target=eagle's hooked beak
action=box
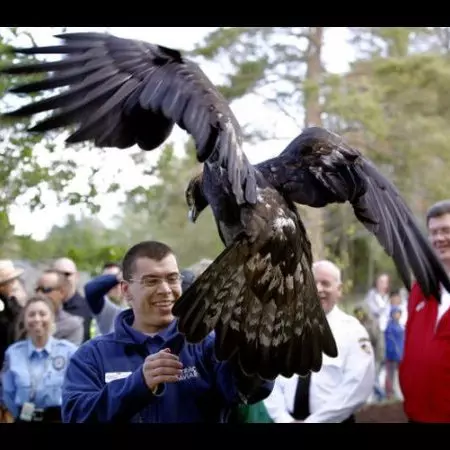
[188,206,198,223]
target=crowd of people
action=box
[0,198,449,423]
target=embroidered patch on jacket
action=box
[416,300,425,312]
[178,366,199,381]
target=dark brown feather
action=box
[0,32,256,206]
[174,185,337,380]
[257,126,450,299]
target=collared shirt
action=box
[437,287,450,325]
[365,289,390,331]
[264,306,376,423]
[1,336,78,418]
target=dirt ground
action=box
[355,401,407,423]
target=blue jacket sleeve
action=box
[84,274,119,315]
[61,344,157,423]
[202,334,274,406]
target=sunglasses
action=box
[35,286,58,294]
[56,271,74,277]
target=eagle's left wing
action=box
[0,32,256,206]
[257,126,450,301]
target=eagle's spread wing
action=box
[0,32,256,205]
[173,193,338,380]
[257,126,450,300]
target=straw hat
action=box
[0,260,24,285]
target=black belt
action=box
[17,406,61,423]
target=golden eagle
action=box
[1,33,448,380]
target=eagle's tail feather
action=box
[173,241,241,343]
[173,238,338,380]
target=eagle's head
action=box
[185,172,208,223]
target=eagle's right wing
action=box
[257,126,450,300]
[1,32,256,206]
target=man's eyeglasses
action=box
[35,286,58,294]
[129,274,183,288]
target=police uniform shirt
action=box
[1,336,78,419]
[264,305,376,423]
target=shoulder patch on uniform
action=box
[359,338,372,355]
[52,355,66,371]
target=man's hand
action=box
[142,348,183,392]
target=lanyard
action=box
[27,349,51,402]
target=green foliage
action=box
[0,27,110,250]
[15,214,127,275]
[119,141,223,268]
[192,26,450,292]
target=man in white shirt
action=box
[264,260,376,423]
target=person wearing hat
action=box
[0,260,26,423]
[0,260,26,369]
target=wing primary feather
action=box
[259,127,450,301]
[2,32,257,206]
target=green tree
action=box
[192,27,331,260]
[192,27,450,292]
[322,27,450,289]
[0,27,102,249]
[116,141,223,268]
[0,27,142,253]
[16,214,127,275]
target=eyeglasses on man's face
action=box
[128,274,183,289]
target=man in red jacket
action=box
[399,200,450,423]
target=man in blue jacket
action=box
[84,264,197,337]
[62,240,273,423]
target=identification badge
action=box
[19,402,35,422]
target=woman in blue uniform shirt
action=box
[1,295,78,422]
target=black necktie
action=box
[292,372,311,421]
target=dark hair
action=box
[426,200,450,225]
[122,241,175,281]
[15,295,56,340]
[23,295,56,316]
[102,262,121,271]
